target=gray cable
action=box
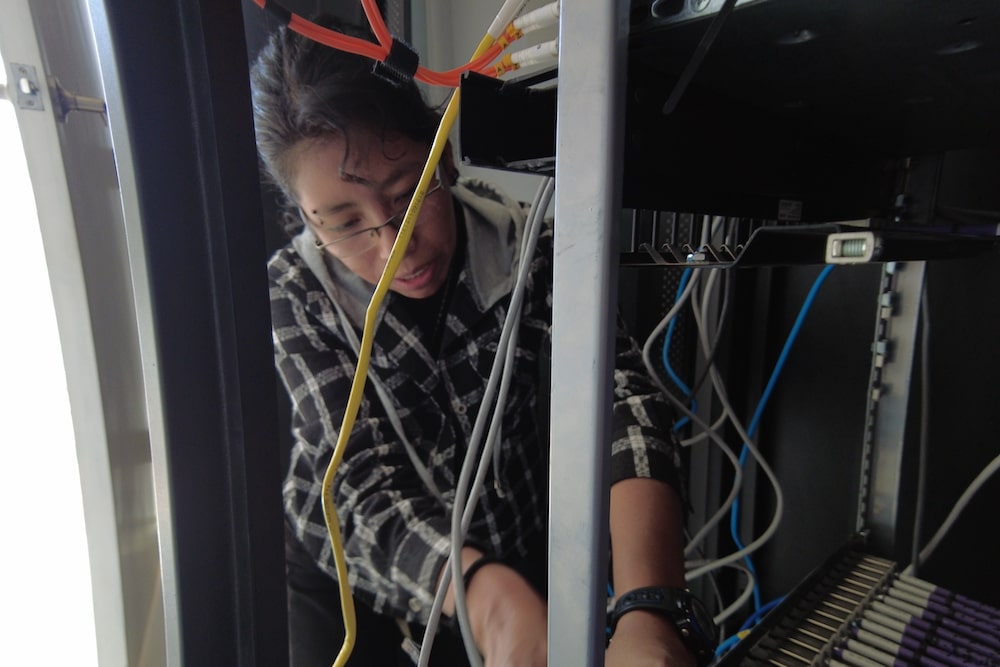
[904,452,1000,576]
[417,176,554,667]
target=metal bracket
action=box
[9,62,44,111]
[856,260,925,556]
[48,76,107,124]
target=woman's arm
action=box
[437,548,548,667]
[605,318,698,666]
[607,478,695,667]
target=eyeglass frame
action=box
[307,166,447,259]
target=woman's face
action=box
[290,130,457,299]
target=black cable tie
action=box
[371,36,420,87]
[261,0,291,26]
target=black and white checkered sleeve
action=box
[608,317,685,495]
[269,251,453,624]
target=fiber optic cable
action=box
[311,19,511,667]
[250,0,516,87]
[318,110,453,667]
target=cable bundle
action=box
[250,0,559,88]
[642,219,1000,657]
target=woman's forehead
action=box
[296,132,428,186]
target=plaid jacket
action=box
[269,179,682,624]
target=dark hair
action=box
[250,15,443,206]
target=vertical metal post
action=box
[549,0,630,664]
[857,261,925,556]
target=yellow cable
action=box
[321,32,498,667]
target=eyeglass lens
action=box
[318,177,443,257]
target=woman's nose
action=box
[374,214,414,262]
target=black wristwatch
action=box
[610,586,718,666]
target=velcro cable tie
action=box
[372,37,420,87]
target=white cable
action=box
[712,562,755,626]
[649,240,783,578]
[513,2,560,33]
[639,218,743,557]
[685,330,784,582]
[640,270,701,399]
[661,266,741,557]
[680,411,728,447]
[682,267,740,555]
[449,177,553,665]
[902,451,1000,576]
[640,268,744,559]
[682,558,753,626]
[508,39,559,70]
[487,0,531,38]
[417,177,555,667]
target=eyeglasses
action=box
[310,172,445,259]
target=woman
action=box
[252,15,699,667]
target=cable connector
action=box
[495,23,524,49]
[826,231,882,264]
[513,2,560,34]
[493,39,558,76]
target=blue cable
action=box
[714,595,786,659]
[664,269,696,430]
[738,595,784,632]
[729,265,835,612]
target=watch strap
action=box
[611,586,685,633]
[611,586,717,666]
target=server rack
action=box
[57,0,999,663]
[521,1,1000,663]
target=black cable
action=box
[910,274,931,575]
[662,0,739,115]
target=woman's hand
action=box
[467,562,548,667]
[605,610,696,667]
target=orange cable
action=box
[361,0,393,49]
